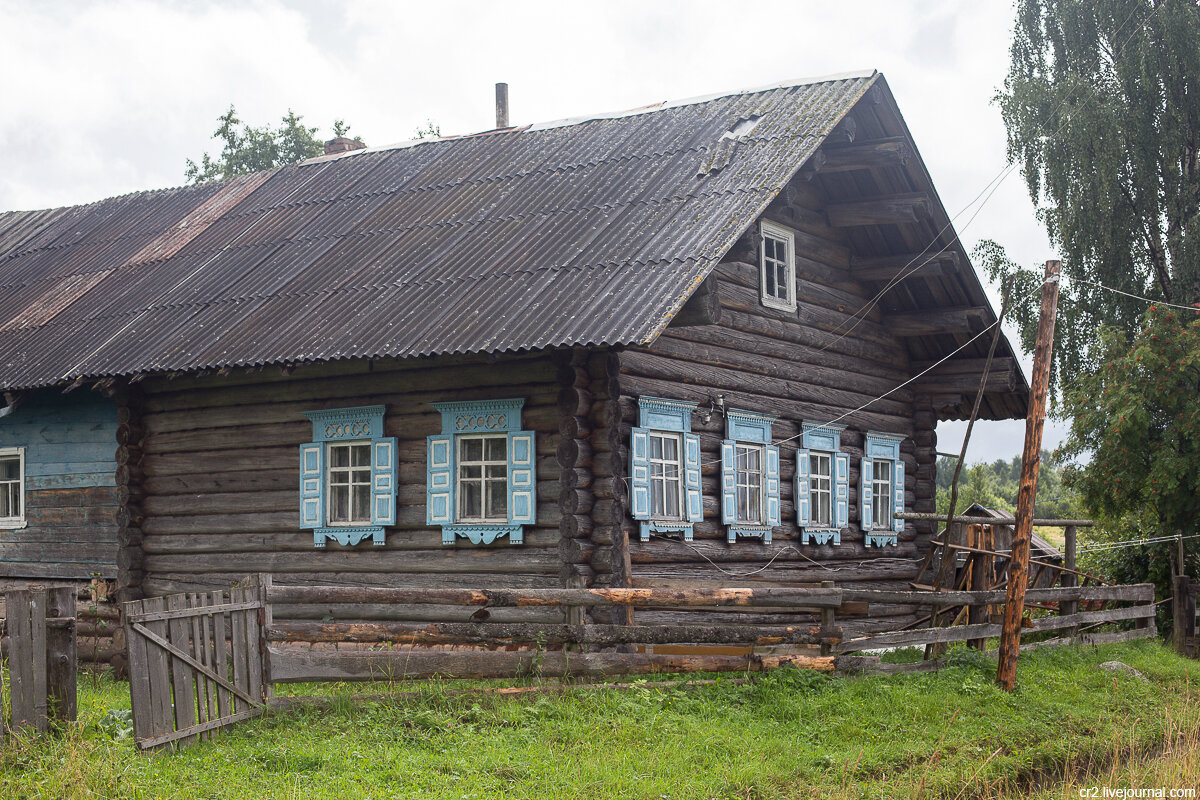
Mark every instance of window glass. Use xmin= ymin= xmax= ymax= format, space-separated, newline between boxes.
xmin=0 ymin=455 xmax=20 ymax=520
xmin=735 ymin=444 xmax=763 ymax=523
xmin=649 ymin=432 xmax=682 ymax=519
xmin=458 ymin=434 xmax=508 ymax=522
xmin=872 ymin=460 xmax=893 ymax=529
xmin=810 ymin=452 xmax=832 ymax=527
xmin=328 ymin=442 xmax=372 ymax=524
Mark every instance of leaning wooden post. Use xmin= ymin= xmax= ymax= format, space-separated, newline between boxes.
xmin=967 ymin=525 xmax=989 ymax=650
xmin=1061 ymin=525 xmax=1078 ymax=638
xmin=997 ymin=260 xmax=1060 ymax=691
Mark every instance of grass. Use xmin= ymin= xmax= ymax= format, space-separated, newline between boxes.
xmin=2 ymin=640 xmax=1198 ymax=799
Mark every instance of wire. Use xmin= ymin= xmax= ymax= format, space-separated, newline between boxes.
xmin=1079 ymin=532 xmax=1200 ymax=554
xmin=1062 ymin=275 xmax=1200 ymax=313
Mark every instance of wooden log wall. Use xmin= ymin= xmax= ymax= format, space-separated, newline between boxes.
xmin=0 ymin=389 xmax=120 ymax=580
xmin=614 ymin=182 xmax=941 ymax=634
xmin=135 ymin=352 xmax=567 ymax=626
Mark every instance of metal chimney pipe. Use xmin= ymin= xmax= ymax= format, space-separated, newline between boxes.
xmin=495 ymin=83 xmax=509 ymax=128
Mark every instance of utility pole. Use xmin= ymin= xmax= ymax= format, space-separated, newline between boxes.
xmin=997 ymin=260 xmax=1061 ymax=691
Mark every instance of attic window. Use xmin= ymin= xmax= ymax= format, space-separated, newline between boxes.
xmin=759 ymin=220 xmax=796 ymax=312
xmin=723 ymin=115 xmax=762 ymax=141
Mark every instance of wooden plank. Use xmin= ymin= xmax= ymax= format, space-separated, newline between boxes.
xmin=257 ymin=575 xmax=273 ymax=705
xmin=817 ymin=138 xmax=914 ymax=173
xmin=264 ymin=585 xmax=844 ymax=609
xmin=265 ymin=621 xmax=834 ymax=647
xmin=1077 ymin=628 xmax=1158 ymax=646
xmin=838 ymin=621 xmax=1004 ymax=652
xmin=137 ymin=707 xmax=264 ymax=751
xmin=189 ymin=594 xmax=213 ymax=741
xmin=229 ymin=587 xmax=249 ymax=715
xmin=29 ymin=588 xmax=49 ymax=734
xmin=46 ymin=587 xmax=77 ymax=723
xmin=839 ymin=584 xmax=1153 ymax=605
xmin=825 ymin=192 xmax=931 ymax=226
xmin=166 ymin=593 xmax=198 ymax=747
xmin=124 ymin=599 xmax=153 ymax=743
xmin=131 ymin=623 xmax=260 ymax=708
xmin=268 ymin=647 xmax=837 ymax=683
xmin=126 ymin=600 xmax=261 ymax=623
xmin=885 ymin=307 xmax=987 ymax=337
xmin=7 ymin=590 xmax=36 ymax=732
xmin=209 ymin=591 xmax=232 ymax=721
xmin=142 ymin=596 xmax=175 ymax=740
xmin=245 ymin=585 xmax=264 ymax=707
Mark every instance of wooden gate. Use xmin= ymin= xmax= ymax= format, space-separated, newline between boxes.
xmin=1 ymin=585 xmax=77 ymax=740
xmin=122 ymin=576 xmax=270 ymax=750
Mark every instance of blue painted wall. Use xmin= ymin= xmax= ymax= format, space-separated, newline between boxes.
xmin=0 ymin=389 xmax=119 ymax=579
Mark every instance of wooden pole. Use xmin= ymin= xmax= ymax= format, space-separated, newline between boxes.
xmin=997 ymin=260 xmax=1060 ymax=691
xmin=1061 ymin=525 xmax=1078 ymax=637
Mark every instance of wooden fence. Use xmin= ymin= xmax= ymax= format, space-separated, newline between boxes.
xmin=0 ymin=586 xmax=77 ymax=740
xmin=835 ymin=583 xmax=1157 ymax=674
xmin=1174 ymin=577 xmax=1200 ymax=658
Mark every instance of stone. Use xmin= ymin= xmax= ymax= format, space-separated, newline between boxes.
xmin=1098 ymin=661 xmax=1148 ymax=681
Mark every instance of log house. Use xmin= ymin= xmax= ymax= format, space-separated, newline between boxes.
xmin=0 ymin=72 xmax=1028 ymax=639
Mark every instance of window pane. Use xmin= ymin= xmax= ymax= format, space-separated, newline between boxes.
xmin=0 ymin=488 xmax=11 ymax=518
xmin=353 ymin=485 xmax=371 ymax=520
xmin=1 ymin=458 xmax=17 ymax=481
xmin=487 ymin=480 xmax=508 ymax=518
xmin=649 ymin=436 xmax=663 ymax=459
xmin=461 ymin=464 xmax=481 ymax=480
xmin=330 ymin=446 xmax=349 ymax=468
xmin=486 ymin=438 xmax=507 ymax=461
xmin=461 ymin=481 xmax=482 ymax=519
xmin=486 ymin=464 xmax=507 ymax=480
xmin=461 ymin=438 xmax=483 ymax=462
xmin=330 ymin=485 xmax=349 ymax=522
xmin=351 ymin=444 xmax=370 ymax=467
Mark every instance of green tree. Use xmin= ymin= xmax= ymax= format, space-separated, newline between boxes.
xmin=981 ymin=0 xmax=1200 ymax=385
xmin=185 ymin=106 xmax=357 ymax=184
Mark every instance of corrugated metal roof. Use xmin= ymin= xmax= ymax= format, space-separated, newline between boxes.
xmin=2 ymin=73 xmax=884 ymax=390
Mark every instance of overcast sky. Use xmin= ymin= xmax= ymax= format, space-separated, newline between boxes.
xmin=0 ymin=0 xmax=1068 ymax=463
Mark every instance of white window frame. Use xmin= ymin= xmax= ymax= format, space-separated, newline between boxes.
xmin=648 ymin=430 xmax=685 ymax=521
xmin=455 ymin=432 xmax=509 ymax=525
xmin=809 ymin=450 xmax=833 ymax=529
xmin=759 ymin=220 xmax=797 ymax=312
xmin=871 ymin=459 xmax=893 ymax=530
xmin=0 ymin=446 xmax=26 ymax=529
xmin=325 ymin=440 xmax=373 ymax=527
xmin=733 ymin=442 xmax=765 ymax=525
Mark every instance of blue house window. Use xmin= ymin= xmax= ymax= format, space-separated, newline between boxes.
xmin=0 ymin=447 xmax=25 ymax=528
xmin=795 ymin=422 xmax=849 ymax=545
xmin=299 ymin=406 xmax=397 ymax=548
xmin=426 ymin=399 xmax=536 ymax=546
xmin=630 ymin=397 xmax=702 ymax=542
xmin=861 ymin=432 xmax=905 ymax=547
xmin=720 ymin=409 xmax=780 ymax=544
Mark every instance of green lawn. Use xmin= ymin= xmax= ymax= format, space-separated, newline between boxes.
xmin=3 ymin=641 xmax=1198 ymax=799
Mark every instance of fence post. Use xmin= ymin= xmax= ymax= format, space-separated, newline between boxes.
xmin=967 ymin=525 xmax=989 ymax=650
xmin=1174 ymin=576 xmax=1193 ymax=655
xmin=46 ymin=587 xmax=77 ymax=724
xmin=258 ymin=574 xmax=274 ymax=703
xmin=820 ymin=580 xmax=836 ymax=656
xmin=1061 ymin=525 xmax=1078 ymax=639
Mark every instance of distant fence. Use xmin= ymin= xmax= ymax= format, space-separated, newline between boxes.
xmin=0 ymin=586 xmax=77 ymax=740
xmin=836 ymin=583 xmax=1157 ymax=674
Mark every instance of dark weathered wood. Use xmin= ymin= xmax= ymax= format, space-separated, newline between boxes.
xmin=268 ymin=647 xmax=837 ymax=683
xmin=142 ymin=596 xmax=175 ymax=741
xmin=998 ymin=260 xmax=1061 ymax=691
xmin=839 ymin=584 xmax=1154 ymax=605
xmin=209 ymin=591 xmax=232 ymax=721
xmin=265 ymin=585 xmax=844 ymax=609
xmin=266 ymin=620 xmax=834 ymax=647
xmin=848 ymin=251 xmax=960 ymax=282
xmin=7 ymin=591 xmax=38 ymax=732
xmin=1062 ymin=526 xmax=1079 ymax=636
xmin=166 ymin=593 xmax=199 ymax=747
xmin=46 ymin=587 xmax=77 ymax=723
xmin=124 ymin=599 xmax=153 ymax=743
xmin=885 ymin=307 xmax=988 ymax=337
xmin=826 ymin=192 xmax=931 ymax=227
xmin=668 ymin=277 xmax=722 ymax=327
xmin=817 ymin=137 xmax=913 ymax=172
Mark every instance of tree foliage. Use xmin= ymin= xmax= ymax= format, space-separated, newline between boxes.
xmin=1060 ymin=305 xmax=1200 ymax=541
xmin=185 ymin=106 xmax=356 ymax=184
xmin=934 ymin=451 xmax=1083 ymax=520
xmin=983 ymin=0 xmax=1200 ymax=385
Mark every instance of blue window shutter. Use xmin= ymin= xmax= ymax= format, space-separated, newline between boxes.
xmin=299 ymin=443 xmax=324 ymax=529
xmin=795 ymin=448 xmax=811 ymax=527
xmin=426 ymin=435 xmax=454 ymax=526
xmin=720 ymin=439 xmax=737 ymax=525
xmin=859 ymin=457 xmax=874 ymax=528
xmin=892 ymin=460 xmax=905 ymax=533
xmin=684 ymin=432 xmax=703 ymax=523
xmin=834 ymin=453 xmax=850 ymax=528
xmin=765 ymin=444 xmax=781 ymax=526
xmin=507 ymin=430 xmax=536 ymax=525
xmin=630 ymin=427 xmax=651 ymax=520
xmin=370 ymin=437 xmax=397 ymax=526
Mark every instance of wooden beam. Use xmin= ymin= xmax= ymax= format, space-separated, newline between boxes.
xmin=827 ymin=193 xmax=932 ymax=227
xmin=913 ymin=370 xmax=1018 ymax=394
xmin=849 ymin=251 xmax=960 ymax=282
xmin=884 ymin=306 xmax=988 ymax=337
xmin=912 ymin=356 xmax=1018 ymax=376
xmin=818 ymin=137 xmax=914 ymax=173
xmin=668 ymin=277 xmax=722 ymax=328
